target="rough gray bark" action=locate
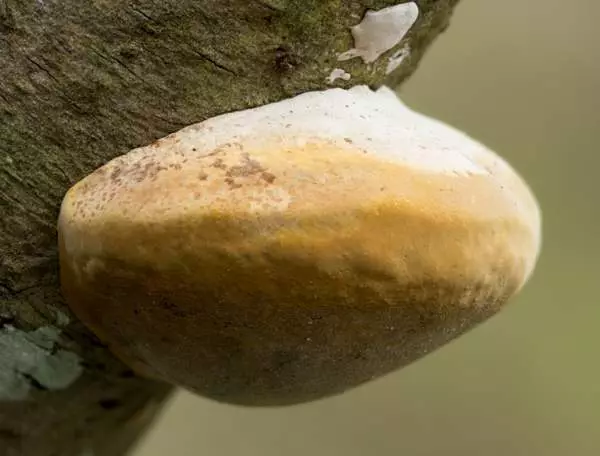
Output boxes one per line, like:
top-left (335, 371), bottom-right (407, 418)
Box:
top-left (0, 1), bottom-right (458, 455)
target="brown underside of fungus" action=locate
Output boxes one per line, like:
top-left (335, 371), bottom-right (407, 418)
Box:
top-left (58, 86), bottom-right (541, 406)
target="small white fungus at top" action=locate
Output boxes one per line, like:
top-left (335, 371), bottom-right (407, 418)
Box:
top-left (326, 68), bottom-right (352, 84)
top-left (338, 2), bottom-right (419, 64)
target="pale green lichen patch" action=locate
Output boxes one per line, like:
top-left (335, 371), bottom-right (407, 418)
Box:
top-left (54, 309), bottom-right (71, 327)
top-left (0, 324), bottom-right (83, 400)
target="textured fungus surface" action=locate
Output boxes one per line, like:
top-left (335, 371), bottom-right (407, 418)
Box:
top-left (58, 87), bottom-right (540, 406)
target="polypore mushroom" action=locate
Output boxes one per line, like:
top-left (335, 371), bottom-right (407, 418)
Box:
top-left (58, 86), bottom-right (541, 406)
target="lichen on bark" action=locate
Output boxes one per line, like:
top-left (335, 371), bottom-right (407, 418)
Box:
top-left (0, 1), bottom-right (459, 454)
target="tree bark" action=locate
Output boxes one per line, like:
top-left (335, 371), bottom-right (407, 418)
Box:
top-left (0, 1), bottom-right (458, 455)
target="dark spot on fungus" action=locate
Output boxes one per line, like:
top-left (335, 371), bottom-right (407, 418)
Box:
top-left (226, 156), bottom-right (265, 178)
top-left (211, 158), bottom-right (227, 170)
top-left (261, 172), bottom-right (276, 184)
top-left (110, 168), bottom-right (123, 182)
top-left (224, 177), bottom-right (243, 189)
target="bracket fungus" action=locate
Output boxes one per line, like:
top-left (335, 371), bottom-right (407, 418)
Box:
top-left (58, 86), bottom-right (541, 406)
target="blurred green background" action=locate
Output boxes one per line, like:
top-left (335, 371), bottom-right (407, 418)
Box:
top-left (133, 0), bottom-right (599, 454)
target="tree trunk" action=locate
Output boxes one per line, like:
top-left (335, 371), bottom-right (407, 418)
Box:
top-left (0, 1), bottom-right (458, 455)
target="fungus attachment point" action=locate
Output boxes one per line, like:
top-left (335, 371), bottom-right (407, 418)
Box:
top-left (58, 86), bottom-right (541, 406)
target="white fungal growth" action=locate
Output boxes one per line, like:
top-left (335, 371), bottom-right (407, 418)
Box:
top-left (338, 2), bottom-right (419, 64)
top-left (326, 68), bottom-right (352, 84)
top-left (386, 44), bottom-right (411, 74)
top-left (90, 86), bottom-right (491, 181)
